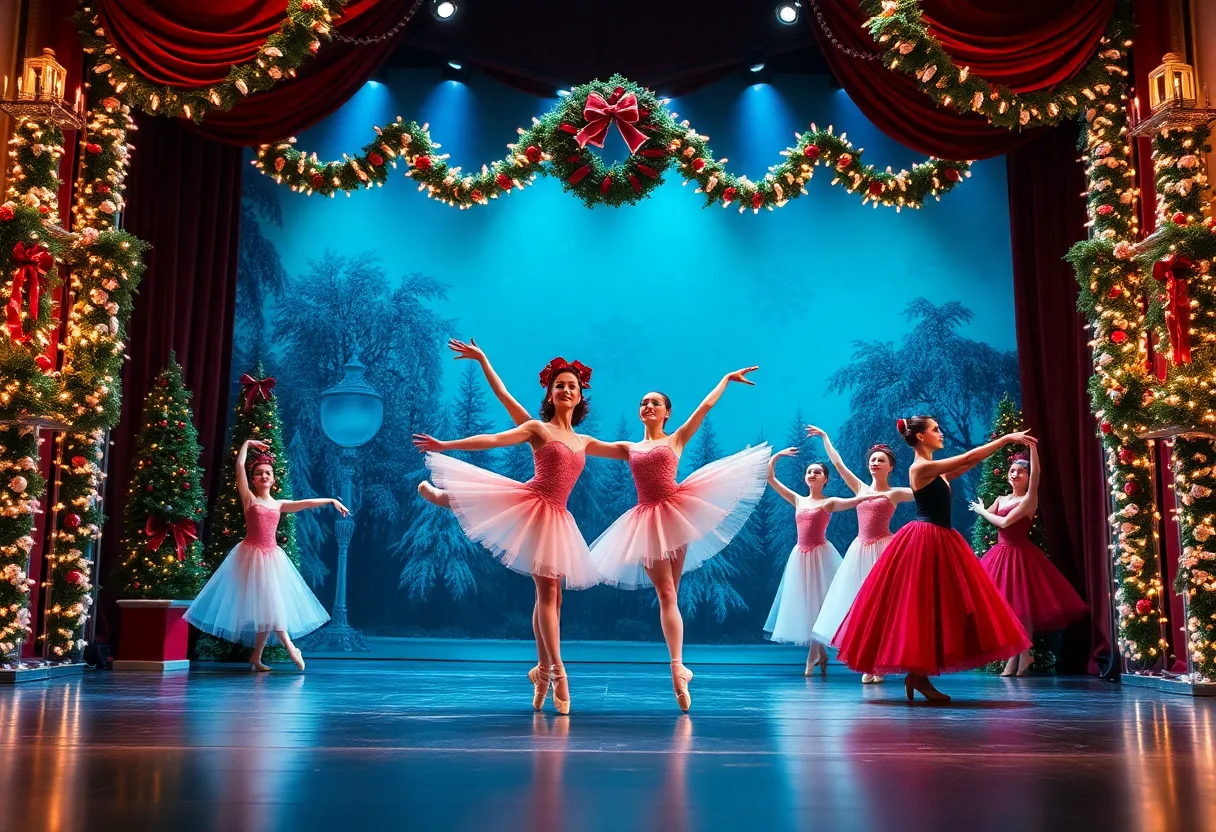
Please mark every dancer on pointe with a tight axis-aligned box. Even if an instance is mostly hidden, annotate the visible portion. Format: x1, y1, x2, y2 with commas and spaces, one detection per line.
184, 439, 344, 672
970, 443, 1088, 676
805, 427, 912, 684
415, 348, 605, 715
834, 416, 1032, 702
589, 369, 770, 712
763, 448, 888, 675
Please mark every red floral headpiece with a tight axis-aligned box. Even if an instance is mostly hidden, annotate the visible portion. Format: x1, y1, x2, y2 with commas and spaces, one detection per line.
539, 357, 592, 389
895, 418, 907, 433
246, 452, 275, 472
1011, 454, 1030, 467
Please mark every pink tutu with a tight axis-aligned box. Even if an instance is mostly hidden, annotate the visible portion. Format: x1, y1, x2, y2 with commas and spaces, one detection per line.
591, 443, 770, 589
184, 503, 329, 646
426, 444, 599, 589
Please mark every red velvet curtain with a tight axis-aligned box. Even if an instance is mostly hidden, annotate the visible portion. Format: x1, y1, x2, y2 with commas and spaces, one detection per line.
809, 0, 1115, 159
95, 0, 414, 146
1006, 126, 1111, 673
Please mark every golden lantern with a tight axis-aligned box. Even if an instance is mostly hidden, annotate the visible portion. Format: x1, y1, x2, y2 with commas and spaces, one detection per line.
0, 47, 82, 128
1148, 52, 1197, 112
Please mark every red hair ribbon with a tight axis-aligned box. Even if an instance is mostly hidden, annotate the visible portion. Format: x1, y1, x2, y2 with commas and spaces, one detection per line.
896, 418, 907, 433
239, 373, 276, 412
539, 357, 592, 389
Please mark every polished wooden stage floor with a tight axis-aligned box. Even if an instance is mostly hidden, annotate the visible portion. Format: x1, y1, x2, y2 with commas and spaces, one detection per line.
2, 659, 1213, 832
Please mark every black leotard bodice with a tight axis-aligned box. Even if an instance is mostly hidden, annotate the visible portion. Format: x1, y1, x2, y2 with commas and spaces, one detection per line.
914, 475, 952, 528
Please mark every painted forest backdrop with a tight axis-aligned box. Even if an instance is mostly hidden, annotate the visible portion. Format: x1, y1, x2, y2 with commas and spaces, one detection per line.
230, 69, 1021, 643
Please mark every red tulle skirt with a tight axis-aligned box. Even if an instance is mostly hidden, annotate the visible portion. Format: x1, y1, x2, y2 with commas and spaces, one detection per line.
980, 539, 1088, 632
834, 521, 1031, 676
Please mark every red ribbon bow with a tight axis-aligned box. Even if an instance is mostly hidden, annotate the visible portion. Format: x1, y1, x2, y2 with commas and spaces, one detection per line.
6, 242, 53, 343
145, 516, 199, 562
575, 92, 649, 155
239, 373, 276, 412
1154, 254, 1194, 366
539, 357, 593, 389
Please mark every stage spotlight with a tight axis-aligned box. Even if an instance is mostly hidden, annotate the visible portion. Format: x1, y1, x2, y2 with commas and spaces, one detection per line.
749, 62, 766, 73
776, 2, 801, 24
432, 1, 458, 20
447, 60, 463, 70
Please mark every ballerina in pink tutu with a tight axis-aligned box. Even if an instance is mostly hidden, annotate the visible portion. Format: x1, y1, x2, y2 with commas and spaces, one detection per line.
763, 448, 888, 675
805, 427, 912, 684
184, 439, 346, 672
414, 351, 606, 715
970, 443, 1088, 676
588, 369, 769, 712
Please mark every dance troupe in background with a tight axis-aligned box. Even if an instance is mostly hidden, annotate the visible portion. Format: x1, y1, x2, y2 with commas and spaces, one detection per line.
183, 341, 1088, 710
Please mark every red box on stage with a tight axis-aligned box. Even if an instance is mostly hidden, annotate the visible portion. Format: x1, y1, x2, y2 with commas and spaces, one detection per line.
114, 600, 192, 672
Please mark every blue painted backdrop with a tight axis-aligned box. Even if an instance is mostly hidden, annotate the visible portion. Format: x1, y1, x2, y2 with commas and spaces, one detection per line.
233, 68, 1020, 642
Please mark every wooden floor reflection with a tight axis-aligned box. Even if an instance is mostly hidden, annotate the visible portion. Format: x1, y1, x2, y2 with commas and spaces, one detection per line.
1, 660, 1214, 831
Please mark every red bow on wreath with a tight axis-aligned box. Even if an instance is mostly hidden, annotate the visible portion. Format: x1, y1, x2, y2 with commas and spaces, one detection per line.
575, 92, 649, 155
538, 357, 593, 389
6, 242, 53, 343
1154, 254, 1194, 366
145, 516, 199, 562
239, 373, 276, 412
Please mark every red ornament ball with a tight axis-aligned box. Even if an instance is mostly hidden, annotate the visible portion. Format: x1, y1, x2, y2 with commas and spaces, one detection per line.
146, 484, 154, 492
943, 167, 962, 182
367, 152, 384, 166
159, 419, 168, 427
1135, 598, 1152, 615
1123, 481, 1140, 495
63, 513, 81, 530
524, 145, 542, 163
722, 187, 737, 204
496, 173, 513, 191
133, 581, 141, 590
1107, 286, 1121, 299
992, 468, 1003, 478
1111, 330, 1128, 344
470, 189, 483, 202
836, 153, 853, 169
85, 143, 102, 154
71, 455, 88, 468
65, 570, 84, 586
868, 181, 883, 197
157, 377, 168, 387
181, 482, 191, 491
803, 144, 820, 160
751, 192, 764, 210
1173, 211, 1188, 225
1097, 204, 1114, 216
692, 158, 705, 172
95, 183, 111, 194
1118, 448, 1134, 463
413, 155, 433, 171
177, 421, 185, 428
1100, 421, 1113, 434
310, 173, 325, 190
38, 205, 49, 215
0, 205, 13, 221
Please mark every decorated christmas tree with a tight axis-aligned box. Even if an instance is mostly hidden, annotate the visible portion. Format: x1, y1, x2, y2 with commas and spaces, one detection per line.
111, 354, 208, 598
969, 394, 1046, 553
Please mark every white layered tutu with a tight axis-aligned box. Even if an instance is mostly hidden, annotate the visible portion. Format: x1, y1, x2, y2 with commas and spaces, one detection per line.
764, 542, 842, 646
591, 443, 770, 589
184, 541, 329, 647
811, 534, 894, 646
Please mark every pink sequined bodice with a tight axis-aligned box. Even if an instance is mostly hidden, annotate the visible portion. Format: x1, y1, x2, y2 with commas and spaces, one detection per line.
995, 500, 1032, 545
795, 506, 830, 551
243, 502, 281, 549
857, 496, 896, 542
629, 445, 680, 505
526, 442, 585, 507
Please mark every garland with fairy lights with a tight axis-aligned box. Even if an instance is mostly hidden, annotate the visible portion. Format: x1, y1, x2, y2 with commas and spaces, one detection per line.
1066, 52, 1168, 669
253, 75, 971, 213
862, 0, 1131, 130
75, 0, 342, 121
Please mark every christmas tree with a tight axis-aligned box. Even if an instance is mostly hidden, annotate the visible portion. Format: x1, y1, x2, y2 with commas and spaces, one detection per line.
969, 394, 1045, 553
111, 354, 208, 599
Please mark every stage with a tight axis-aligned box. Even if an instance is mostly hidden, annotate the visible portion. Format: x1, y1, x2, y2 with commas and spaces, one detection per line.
1, 658, 1213, 832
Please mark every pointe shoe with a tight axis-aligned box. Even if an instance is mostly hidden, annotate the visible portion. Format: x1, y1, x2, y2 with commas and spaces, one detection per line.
1000, 656, 1019, 677
528, 664, 551, 711
671, 661, 693, 713
250, 660, 272, 672
1016, 652, 1034, 677
861, 673, 873, 684
288, 647, 306, 671
871, 675, 884, 684
550, 664, 571, 715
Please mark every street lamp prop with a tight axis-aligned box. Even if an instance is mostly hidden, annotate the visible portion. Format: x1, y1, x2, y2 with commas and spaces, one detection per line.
299, 355, 383, 652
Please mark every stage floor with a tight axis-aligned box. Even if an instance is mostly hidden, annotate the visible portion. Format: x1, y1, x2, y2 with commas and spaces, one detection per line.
2, 660, 1214, 832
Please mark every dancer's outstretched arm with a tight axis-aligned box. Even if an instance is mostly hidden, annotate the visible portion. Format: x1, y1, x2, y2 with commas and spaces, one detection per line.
280, 497, 349, 515
822, 493, 891, 513
767, 447, 802, 506
671, 366, 758, 453
235, 439, 266, 506
583, 436, 631, 460
968, 444, 1041, 527
911, 431, 1036, 486
413, 420, 544, 453
449, 338, 532, 426
805, 425, 863, 495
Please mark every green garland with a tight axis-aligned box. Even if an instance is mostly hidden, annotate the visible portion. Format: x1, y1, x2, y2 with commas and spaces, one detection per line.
75, 91, 135, 231
862, 0, 1131, 130
76, 0, 343, 121
253, 74, 971, 212
0, 422, 43, 661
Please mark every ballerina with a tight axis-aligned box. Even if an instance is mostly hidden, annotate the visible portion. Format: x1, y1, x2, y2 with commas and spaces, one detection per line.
970, 443, 1088, 676
184, 439, 345, 672
805, 427, 912, 684
763, 448, 888, 675
414, 351, 604, 715
588, 369, 770, 712
833, 416, 1032, 702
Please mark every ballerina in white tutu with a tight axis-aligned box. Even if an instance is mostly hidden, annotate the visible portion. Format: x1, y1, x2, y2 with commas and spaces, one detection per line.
763, 448, 887, 675
805, 426, 912, 684
184, 439, 346, 672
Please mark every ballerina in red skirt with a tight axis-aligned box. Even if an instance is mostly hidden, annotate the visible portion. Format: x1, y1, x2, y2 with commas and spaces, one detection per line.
970, 443, 1088, 677
833, 415, 1033, 702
